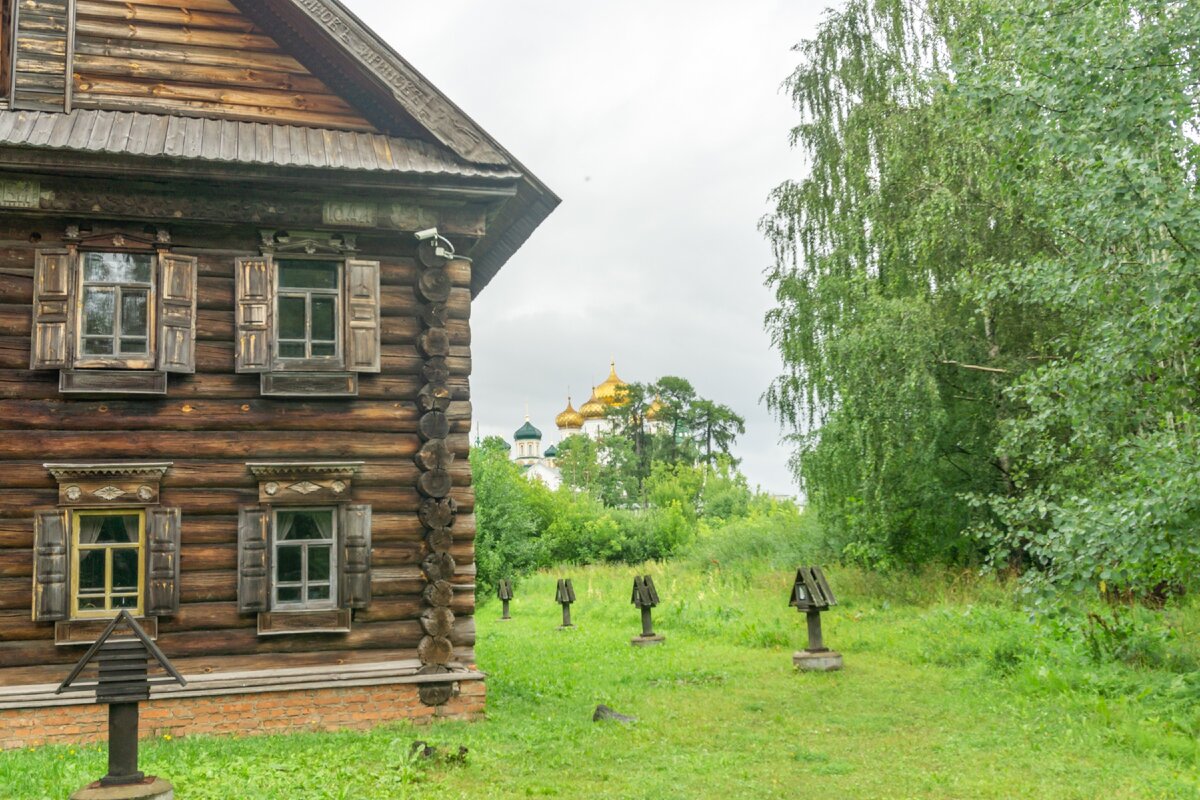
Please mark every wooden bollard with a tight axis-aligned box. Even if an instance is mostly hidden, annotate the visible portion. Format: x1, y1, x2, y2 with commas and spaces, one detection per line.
498, 579, 513, 620
630, 575, 664, 646
789, 566, 842, 671
556, 578, 576, 629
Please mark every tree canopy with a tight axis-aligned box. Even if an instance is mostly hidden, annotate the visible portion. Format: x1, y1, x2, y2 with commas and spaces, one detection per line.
765, 0, 1200, 597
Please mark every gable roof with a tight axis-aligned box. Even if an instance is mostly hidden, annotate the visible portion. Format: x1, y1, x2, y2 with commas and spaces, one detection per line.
1, 0, 557, 296
228, 1, 560, 295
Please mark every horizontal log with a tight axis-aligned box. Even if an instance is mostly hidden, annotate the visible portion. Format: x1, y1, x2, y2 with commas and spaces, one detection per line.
0, 429, 463, 460
0, 617, 480, 668
0, 273, 471, 320
150, 486, 475, 516
0, 337, 471, 375
0, 398, 471, 433
0, 644, 451, 689
0, 458, 471, 490
0, 369, 469, 401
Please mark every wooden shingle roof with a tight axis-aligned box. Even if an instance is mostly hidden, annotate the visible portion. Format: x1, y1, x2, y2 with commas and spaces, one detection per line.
0, 110, 521, 179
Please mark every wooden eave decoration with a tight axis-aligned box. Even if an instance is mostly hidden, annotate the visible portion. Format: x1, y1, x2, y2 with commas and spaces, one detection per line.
44, 463, 172, 507
247, 461, 364, 505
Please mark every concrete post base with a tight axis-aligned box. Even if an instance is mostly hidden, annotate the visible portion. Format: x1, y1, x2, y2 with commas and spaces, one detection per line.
631, 634, 666, 647
793, 650, 843, 672
557, 624, 575, 630
70, 777, 174, 800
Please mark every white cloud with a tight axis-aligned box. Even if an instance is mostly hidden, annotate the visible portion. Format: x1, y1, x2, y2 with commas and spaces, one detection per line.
354, 0, 821, 493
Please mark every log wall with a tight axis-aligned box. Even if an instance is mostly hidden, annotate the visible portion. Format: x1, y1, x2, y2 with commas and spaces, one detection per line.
38, 0, 377, 130
0, 215, 478, 688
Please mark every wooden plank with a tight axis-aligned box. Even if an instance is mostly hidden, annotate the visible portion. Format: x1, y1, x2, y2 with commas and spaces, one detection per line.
72, 54, 334, 97
72, 92, 377, 132
73, 38, 305, 75
74, 76, 363, 117
75, 1, 259, 33
74, 19, 280, 52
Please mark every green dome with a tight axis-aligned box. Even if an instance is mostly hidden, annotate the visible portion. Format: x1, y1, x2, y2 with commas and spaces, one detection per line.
514, 420, 542, 441
544, 444, 559, 458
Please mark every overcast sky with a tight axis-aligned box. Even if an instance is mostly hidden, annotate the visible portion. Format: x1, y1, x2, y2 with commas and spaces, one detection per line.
354, 1, 824, 494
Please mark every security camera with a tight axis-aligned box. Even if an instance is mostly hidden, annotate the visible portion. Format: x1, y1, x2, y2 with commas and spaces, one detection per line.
414, 227, 440, 241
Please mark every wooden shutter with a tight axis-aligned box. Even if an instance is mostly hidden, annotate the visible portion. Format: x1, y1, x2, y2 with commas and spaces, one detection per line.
345, 259, 381, 373
157, 254, 199, 374
340, 504, 372, 609
146, 508, 181, 617
33, 510, 69, 622
30, 249, 73, 370
235, 256, 273, 373
237, 507, 270, 613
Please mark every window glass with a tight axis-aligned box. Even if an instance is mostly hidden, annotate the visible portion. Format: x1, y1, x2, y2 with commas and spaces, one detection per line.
80, 253, 154, 361
276, 261, 340, 362
73, 512, 143, 619
279, 262, 338, 290
83, 253, 153, 285
273, 509, 336, 609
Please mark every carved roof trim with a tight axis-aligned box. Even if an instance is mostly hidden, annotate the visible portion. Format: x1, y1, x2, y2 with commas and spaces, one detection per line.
247, 462, 365, 479
44, 463, 172, 482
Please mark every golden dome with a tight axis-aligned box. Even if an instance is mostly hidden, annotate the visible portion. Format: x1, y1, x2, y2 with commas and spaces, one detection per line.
646, 397, 665, 421
593, 361, 628, 406
579, 388, 607, 420
555, 397, 584, 430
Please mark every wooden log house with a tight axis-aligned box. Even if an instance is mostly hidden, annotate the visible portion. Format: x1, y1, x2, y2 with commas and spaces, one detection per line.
0, 0, 557, 747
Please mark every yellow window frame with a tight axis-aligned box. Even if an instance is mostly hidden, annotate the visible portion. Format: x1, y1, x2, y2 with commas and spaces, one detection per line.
71, 509, 146, 620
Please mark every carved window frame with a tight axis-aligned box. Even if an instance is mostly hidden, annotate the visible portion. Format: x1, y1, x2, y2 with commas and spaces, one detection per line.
35, 463, 179, 643
240, 462, 370, 636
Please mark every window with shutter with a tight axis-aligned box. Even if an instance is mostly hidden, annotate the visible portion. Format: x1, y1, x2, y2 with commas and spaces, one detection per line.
240, 463, 371, 632
238, 247, 381, 396
37, 464, 178, 630
29, 235, 198, 394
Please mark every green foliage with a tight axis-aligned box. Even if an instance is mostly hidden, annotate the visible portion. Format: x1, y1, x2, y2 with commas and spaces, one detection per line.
765, 0, 1200, 596
7, 555, 1198, 798
469, 441, 551, 593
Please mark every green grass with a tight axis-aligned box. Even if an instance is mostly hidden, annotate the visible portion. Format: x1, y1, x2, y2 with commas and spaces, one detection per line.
3, 561, 1199, 799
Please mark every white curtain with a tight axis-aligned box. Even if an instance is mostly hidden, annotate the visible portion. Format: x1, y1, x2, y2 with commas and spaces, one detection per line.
77, 515, 136, 545
311, 510, 334, 539
277, 512, 298, 541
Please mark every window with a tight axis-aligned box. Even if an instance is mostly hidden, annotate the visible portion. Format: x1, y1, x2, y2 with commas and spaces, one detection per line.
72, 510, 145, 619
33, 463, 180, 627
277, 261, 341, 364
30, 234, 198, 395
78, 253, 155, 367
238, 463, 372, 631
273, 508, 337, 610
236, 252, 380, 396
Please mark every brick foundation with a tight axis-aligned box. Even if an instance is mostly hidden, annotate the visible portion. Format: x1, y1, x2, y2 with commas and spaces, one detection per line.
0, 679, 486, 751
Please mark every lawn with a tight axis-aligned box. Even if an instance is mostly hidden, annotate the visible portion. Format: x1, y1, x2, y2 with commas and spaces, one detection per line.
3, 561, 1198, 799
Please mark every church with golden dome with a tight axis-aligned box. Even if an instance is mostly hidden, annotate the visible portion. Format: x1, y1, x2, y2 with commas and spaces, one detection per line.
509, 361, 667, 486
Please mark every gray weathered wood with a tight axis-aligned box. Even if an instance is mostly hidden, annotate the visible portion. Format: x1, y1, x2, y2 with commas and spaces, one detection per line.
339, 504, 372, 610
33, 509, 69, 622
236, 506, 269, 613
